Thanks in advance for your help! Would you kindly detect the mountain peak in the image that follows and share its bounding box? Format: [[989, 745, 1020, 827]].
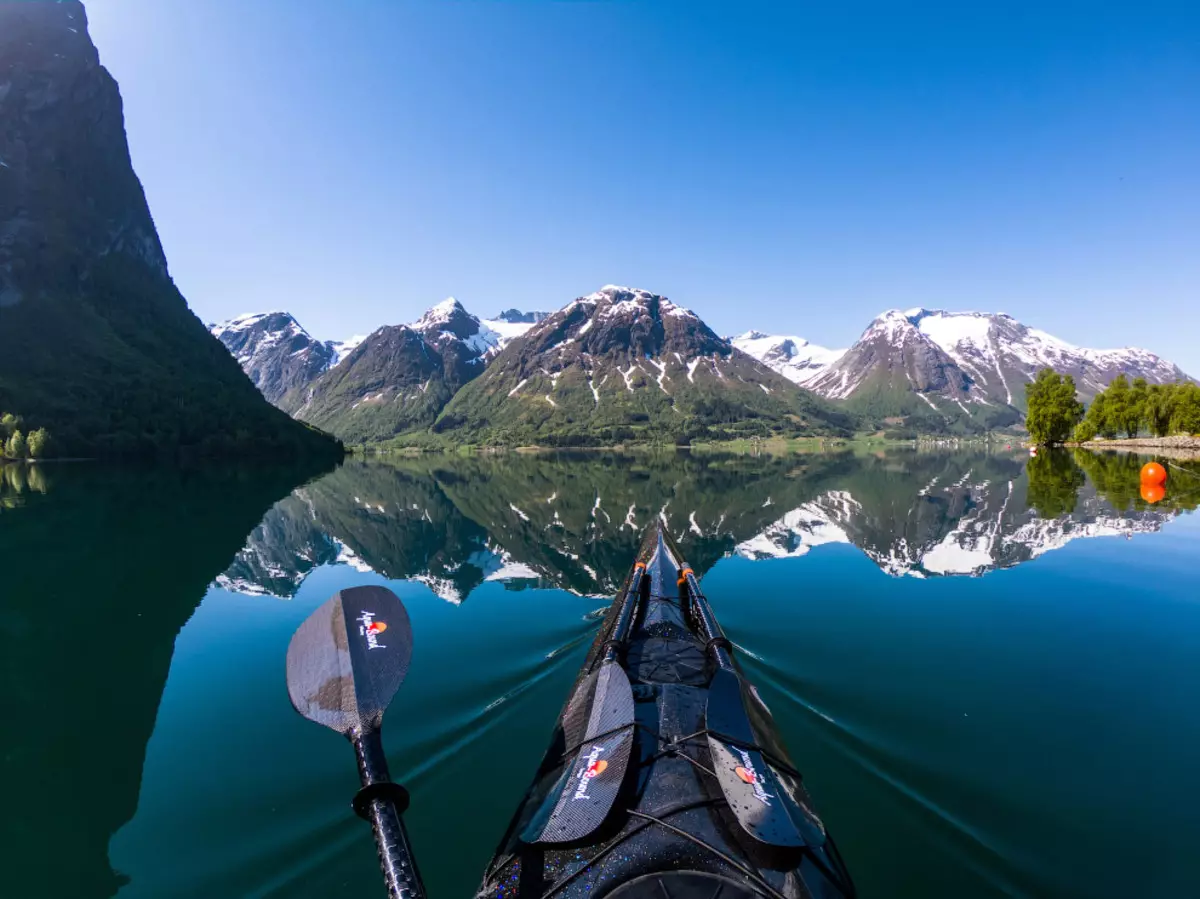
[[414, 297, 469, 328], [572, 285, 699, 323]]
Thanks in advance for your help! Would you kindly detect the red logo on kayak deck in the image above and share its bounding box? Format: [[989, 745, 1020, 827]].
[[735, 766, 756, 784]]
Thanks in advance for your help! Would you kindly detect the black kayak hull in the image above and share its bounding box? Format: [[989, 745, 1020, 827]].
[[476, 525, 855, 898]]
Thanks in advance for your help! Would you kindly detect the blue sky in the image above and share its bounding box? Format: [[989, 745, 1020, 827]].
[[87, 1, 1199, 370]]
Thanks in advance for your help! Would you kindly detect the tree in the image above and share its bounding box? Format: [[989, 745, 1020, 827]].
[[0, 413, 19, 441], [1084, 392, 1117, 439], [1125, 377, 1149, 437], [26, 428, 50, 459], [1172, 383, 1200, 435], [1072, 419, 1097, 443], [1025, 369, 1084, 445], [5, 429, 27, 459], [1144, 384, 1176, 438], [1104, 375, 1141, 439]]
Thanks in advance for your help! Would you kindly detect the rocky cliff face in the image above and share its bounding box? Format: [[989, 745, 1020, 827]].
[[210, 312, 336, 405], [0, 1, 167, 308], [0, 1, 338, 458]]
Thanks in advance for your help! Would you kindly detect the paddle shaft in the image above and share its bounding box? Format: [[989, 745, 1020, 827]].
[[353, 730, 427, 899], [682, 569, 737, 673]]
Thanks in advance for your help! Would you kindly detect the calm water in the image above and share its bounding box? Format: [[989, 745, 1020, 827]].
[[2, 449, 1199, 899]]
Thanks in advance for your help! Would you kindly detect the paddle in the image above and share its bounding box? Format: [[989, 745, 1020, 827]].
[[286, 585, 427, 899], [521, 566, 645, 845], [705, 667, 825, 850], [676, 565, 826, 853]]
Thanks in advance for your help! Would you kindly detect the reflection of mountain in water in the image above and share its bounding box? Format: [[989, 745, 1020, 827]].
[[738, 451, 1188, 577], [0, 463, 327, 899], [218, 450, 1197, 601]]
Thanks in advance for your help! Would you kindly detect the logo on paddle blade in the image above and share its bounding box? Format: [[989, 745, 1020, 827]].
[[733, 748, 773, 806], [356, 611, 388, 650], [571, 745, 608, 801]]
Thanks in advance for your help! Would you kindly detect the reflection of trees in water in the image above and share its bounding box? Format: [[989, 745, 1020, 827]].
[[1026, 450, 1085, 519], [0, 462, 332, 898], [0, 462, 49, 509], [1070, 451, 1200, 513]]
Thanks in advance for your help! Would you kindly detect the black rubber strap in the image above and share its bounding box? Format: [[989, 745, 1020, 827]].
[[706, 636, 733, 654], [353, 781, 411, 820]]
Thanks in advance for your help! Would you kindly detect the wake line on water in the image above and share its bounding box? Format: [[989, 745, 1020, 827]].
[[242, 627, 601, 898], [745, 661, 1031, 899]]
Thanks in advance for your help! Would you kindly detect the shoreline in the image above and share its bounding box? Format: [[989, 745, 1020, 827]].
[[1069, 436, 1200, 461]]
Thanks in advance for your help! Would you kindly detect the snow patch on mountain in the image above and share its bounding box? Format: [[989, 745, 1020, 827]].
[[732, 331, 847, 386]]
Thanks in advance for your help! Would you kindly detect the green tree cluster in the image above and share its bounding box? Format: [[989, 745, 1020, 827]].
[[1074, 378, 1200, 441], [1025, 369, 1085, 445], [0, 413, 50, 459]]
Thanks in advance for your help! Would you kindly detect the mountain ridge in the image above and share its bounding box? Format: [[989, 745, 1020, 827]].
[[214, 294, 1193, 441]]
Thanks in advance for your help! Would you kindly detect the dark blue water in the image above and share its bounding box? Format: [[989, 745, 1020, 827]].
[[1, 449, 1197, 898]]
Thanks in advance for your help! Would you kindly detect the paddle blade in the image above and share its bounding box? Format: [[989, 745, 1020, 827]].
[[523, 663, 636, 844], [286, 585, 413, 737], [705, 667, 823, 849]]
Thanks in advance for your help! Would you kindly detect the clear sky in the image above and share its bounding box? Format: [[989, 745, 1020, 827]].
[[86, 1, 1199, 371]]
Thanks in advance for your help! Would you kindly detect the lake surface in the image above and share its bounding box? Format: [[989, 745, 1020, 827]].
[[2, 448, 1199, 899]]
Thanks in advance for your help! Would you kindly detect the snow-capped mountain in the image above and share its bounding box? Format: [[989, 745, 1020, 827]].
[[215, 294, 1193, 439], [210, 312, 337, 405], [801, 308, 1191, 422], [905, 308, 1189, 402], [804, 310, 983, 421], [281, 299, 512, 442], [731, 331, 847, 386], [435, 285, 853, 443]]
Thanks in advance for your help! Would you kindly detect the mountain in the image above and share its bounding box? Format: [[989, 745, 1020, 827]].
[[803, 308, 1191, 429], [435, 285, 856, 444], [210, 312, 335, 405], [281, 298, 502, 442], [804, 310, 995, 427], [904, 308, 1190, 402], [0, 2, 338, 459], [213, 305, 543, 412], [732, 331, 847, 386]]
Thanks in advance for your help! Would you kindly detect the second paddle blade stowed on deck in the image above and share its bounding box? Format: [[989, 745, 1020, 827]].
[[522, 662, 636, 845], [705, 666, 826, 850], [286, 585, 414, 736]]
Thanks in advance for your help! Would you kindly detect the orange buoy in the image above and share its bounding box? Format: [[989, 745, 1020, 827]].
[[1140, 462, 1167, 486], [1141, 482, 1166, 504]]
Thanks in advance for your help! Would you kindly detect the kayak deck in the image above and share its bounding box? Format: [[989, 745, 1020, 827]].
[[477, 525, 854, 898]]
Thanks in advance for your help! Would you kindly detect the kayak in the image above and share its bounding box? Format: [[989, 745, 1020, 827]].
[[286, 526, 855, 898], [475, 524, 855, 898]]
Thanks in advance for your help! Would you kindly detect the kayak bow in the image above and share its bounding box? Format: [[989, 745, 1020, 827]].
[[477, 523, 855, 898]]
